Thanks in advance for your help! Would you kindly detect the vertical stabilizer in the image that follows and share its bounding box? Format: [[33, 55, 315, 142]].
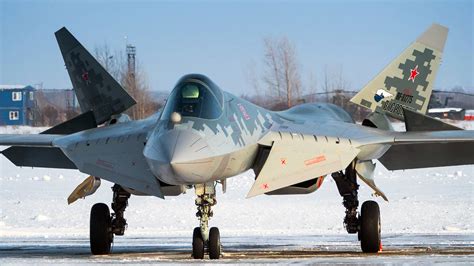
[[55, 27, 136, 124], [350, 24, 448, 120]]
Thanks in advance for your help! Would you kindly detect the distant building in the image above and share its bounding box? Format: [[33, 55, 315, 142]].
[[428, 107, 465, 120], [465, 110, 474, 121], [0, 85, 37, 126]]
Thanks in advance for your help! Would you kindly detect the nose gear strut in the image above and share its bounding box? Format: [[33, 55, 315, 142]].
[[192, 182, 221, 259]]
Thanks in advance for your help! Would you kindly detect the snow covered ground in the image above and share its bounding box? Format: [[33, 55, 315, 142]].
[[1, 234, 473, 264], [0, 122, 473, 263]]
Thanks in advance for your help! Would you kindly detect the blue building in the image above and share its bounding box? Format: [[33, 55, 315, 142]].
[[0, 85, 37, 126]]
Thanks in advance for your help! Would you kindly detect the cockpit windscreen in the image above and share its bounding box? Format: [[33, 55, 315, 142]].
[[162, 79, 223, 120]]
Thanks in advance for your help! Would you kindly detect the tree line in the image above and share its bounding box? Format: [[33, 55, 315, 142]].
[[243, 36, 370, 120], [32, 36, 472, 127]]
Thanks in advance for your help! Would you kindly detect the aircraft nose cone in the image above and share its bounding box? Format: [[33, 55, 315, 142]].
[[144, 129, 215, 184]]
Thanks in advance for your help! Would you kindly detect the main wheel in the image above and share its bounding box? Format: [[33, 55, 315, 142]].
[[192, 227, 205, 259], [90, 203, 113, 255], [208, 227, 221, 259], [359, 200, 381, 253]]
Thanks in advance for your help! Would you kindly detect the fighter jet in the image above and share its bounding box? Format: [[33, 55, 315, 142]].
[[1, 24, 473, 259]]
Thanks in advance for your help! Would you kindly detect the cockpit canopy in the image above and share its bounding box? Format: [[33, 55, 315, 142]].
[[162, 74, 224, 120]]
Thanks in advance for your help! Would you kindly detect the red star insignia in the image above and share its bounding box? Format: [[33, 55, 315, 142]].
[[262, 183, 269, 189], [280, 158, 287, 165], [82, 70, 89, 81], [408, 65, 419, 82]]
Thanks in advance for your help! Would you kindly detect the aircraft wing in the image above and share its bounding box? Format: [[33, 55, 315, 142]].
[[0, 129, 163, 198], [248, 122, 474, 197]]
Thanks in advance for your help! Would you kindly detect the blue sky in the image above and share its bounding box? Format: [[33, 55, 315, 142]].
[[1, 0, 472, 95]]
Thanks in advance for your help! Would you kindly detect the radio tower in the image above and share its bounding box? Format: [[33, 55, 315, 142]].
[[126, 44, 136, 82]]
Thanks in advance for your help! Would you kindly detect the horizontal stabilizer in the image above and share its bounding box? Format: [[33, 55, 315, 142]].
[[375, 130, 474, 170], [379, 142, 474, 170], [1, 112, 95, 169], [403, 108, 461, 131], [55, 27, 136, 124], [2, 147, 76, 169], [43, 111, 97, 134]]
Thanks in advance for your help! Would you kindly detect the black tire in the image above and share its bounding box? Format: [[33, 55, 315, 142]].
[[90, 203, 113, 255], [359, 200, 381, 253], [192, 227, 205, 259], [208, 227, 221, 260]]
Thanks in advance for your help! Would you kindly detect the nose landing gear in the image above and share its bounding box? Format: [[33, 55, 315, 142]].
[[192, 182, 221, 259]]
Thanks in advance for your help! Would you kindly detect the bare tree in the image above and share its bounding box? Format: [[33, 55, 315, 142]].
[[94, 43, 123, 80], [95, 44, 160, 120], [322, 65, 330, 102], [263, 38, 282, 100], [244, 60, 261, 96], [42, 105, 60, 126], [307, 71, 318, 103], [262, 36, 302, 108], [332, 65, 350, 92], [122, 64, 157, 120]]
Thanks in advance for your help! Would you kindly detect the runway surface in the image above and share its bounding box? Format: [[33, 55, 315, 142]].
[[1, 234, 473, 264]]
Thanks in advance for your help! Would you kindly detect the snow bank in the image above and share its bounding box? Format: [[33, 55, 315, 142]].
[[0, 126, 48, 134]]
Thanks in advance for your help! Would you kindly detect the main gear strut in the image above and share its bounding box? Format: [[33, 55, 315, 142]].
[[111, 184, 130, 236], [332, 161, 359, 234]]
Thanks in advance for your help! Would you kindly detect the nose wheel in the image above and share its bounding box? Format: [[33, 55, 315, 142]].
[[192, 182, 222, 259], [208, 227, 221, 259]]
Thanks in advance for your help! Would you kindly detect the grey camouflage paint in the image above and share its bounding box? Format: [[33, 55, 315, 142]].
[[373, 48, 436, 119], [55, 27, 136, 125]]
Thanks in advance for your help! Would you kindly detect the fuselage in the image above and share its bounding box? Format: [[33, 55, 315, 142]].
[[54, 74, 355, 188], [142, 74, 354, 185]]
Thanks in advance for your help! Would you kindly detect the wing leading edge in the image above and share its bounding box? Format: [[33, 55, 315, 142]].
[[0, 134, 60, 147]]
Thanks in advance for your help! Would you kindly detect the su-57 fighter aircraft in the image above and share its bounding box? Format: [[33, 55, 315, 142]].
[[1, 24, 473, 259]]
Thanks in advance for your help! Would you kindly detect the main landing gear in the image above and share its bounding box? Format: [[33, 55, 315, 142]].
[[90, 184, 130, 255], [192, 182, 221, 259], [332, 162, 381, 253]]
